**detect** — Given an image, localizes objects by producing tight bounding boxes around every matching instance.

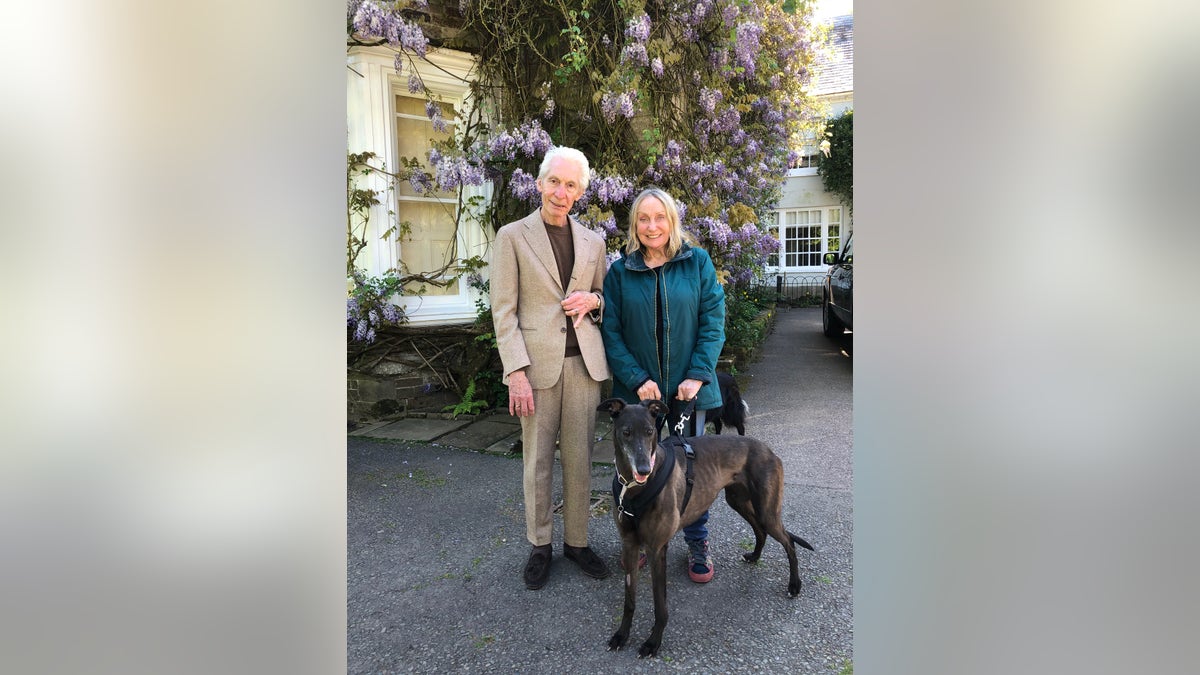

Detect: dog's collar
[611,440,682,525]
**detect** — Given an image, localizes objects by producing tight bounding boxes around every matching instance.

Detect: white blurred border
[857,1,1199,673]
[1,1,346,673]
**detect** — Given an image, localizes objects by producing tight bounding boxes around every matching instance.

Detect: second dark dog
[599,398,814,658]
[705,371,749,435]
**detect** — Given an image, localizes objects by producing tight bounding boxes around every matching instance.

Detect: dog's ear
[645,400,669,417]
[596,398,627,416]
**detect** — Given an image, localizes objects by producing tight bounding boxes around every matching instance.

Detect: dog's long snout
[635,456,652,476]
[631,445,655,483]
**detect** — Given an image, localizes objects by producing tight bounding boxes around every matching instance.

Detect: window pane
[766,221,780,267]
[398,200,460,296]
[395,94,456,199]
[394,95,455,119]
[395,117,454,198]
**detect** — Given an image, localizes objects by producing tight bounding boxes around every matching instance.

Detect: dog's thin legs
[724,486,768,563]
[608,537,642,651]
[639,543,669,658]
[765,524,802,596]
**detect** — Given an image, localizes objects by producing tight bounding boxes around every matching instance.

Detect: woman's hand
[636,380,662,403]
[675,378,703,401]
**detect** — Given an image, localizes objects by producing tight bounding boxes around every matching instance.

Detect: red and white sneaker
[686,539,714,583]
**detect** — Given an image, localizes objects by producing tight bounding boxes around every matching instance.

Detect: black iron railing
[753,272,825,306]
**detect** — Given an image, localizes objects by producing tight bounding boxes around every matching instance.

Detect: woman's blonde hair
[625,187,688,260]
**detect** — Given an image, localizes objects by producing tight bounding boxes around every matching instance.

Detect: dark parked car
[822,233,853,337]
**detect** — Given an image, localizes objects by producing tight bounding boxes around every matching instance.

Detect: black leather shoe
[563,544,611,579]
[523,544,552,589]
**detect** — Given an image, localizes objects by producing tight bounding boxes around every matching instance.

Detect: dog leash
[669,398,698,516]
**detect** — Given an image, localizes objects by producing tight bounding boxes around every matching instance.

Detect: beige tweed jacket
[490,209,611,388]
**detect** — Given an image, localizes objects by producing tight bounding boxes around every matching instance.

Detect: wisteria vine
[347,0,828,307]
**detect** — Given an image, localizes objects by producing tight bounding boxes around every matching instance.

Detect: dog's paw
[637,639,660,658]
[742,551,761,563]
[788,579,802,597]
[608,632,628,651]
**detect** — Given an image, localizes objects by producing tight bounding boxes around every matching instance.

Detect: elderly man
[490,146,612,589]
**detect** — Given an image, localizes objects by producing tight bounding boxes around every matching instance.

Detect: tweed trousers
[521,355,599,548]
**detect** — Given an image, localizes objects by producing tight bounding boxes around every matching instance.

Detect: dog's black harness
[611,400,699,526]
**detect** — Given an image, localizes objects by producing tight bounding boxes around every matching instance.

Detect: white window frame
[347,46,492,326]
[766,206,845,272]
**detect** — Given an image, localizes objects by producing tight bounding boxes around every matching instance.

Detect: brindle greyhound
[599,398,814,658]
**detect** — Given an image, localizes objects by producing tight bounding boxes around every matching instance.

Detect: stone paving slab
[347,419,394,437]
[482,430,522,456]
[360,417,472,442]
[353,411,617,464]
[435,419,521,449]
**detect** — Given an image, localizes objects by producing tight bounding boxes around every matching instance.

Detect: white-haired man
[490,146,612,589]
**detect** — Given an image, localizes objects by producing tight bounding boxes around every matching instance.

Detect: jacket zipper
[655,267,669,399]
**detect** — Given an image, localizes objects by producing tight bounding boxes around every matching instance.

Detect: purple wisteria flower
[624,13,651,42]
[733,22,764,77]
[578,212,619,240]
[651,57,664,78]
[380,303,401,323]
[408,73,422,93]
[599,91,636,123]
[425,101,448,132]
[434,155,486,191]
[351,1,428,56]
[708,48,730,70]
[620,43,649,67]
[585,174,636,207]
[660,139,685,169]
[487,120,553,160]
[408,170,433,194]
[708,218,733,247]
[698,88,722,116]
[508,168,540,204]
[714,106,741,133]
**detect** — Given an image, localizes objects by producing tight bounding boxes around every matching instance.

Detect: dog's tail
[788,531,815,551]
[741,400,750,413]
